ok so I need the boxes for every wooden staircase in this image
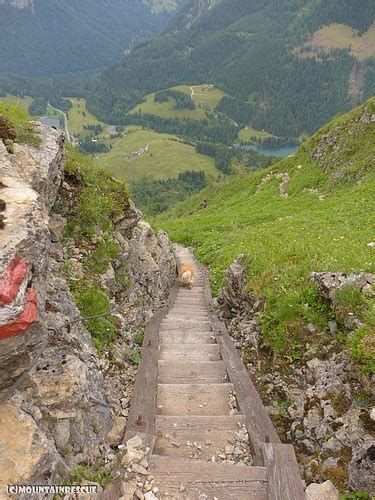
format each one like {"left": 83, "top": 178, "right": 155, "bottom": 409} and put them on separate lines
{"left": 124, "top": 246, "right": 305, "bottom": 499}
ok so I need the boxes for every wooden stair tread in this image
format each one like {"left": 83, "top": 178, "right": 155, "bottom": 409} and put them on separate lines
{"left": 149, "top": 455, "right": 267, "bottom": 482}
{"left": 159, "top": 330, "right": 216, "bottom": 344}
{"left": 157, "top": 383, "right": 237, "bottom": 416}
{"left": 159, "top": 343, "right": 221, "bottom": 361}
{"left": 155, "top": 415, "right": 246, "bottom": 430}
{"left": 154, "top": 426, "right": 249, "bottom": 460}
{"left": 158, "top": 361, "right": 228, "bottom": 383}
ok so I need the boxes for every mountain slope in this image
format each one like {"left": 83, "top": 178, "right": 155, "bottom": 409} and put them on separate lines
{"left": 155, "top": 97, "right": 375, "bottom": 369}
{"left": 87, "top": 0, "right": 375, "bottom": 137}
{"left": 0, "top": 0, "right": 186, "bottom": 76}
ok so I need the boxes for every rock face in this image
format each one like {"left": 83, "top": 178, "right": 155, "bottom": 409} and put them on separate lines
{"left": 216, "top": 255, "right": 260, "bottom": 350}
{"left": 305, "top": 480, "right": 339, "bottom": 500}
{"left": 0, "top": 125, "right": 176, "bottom": 492}
{"left": 217, "top": 257, "right": 375, "bottom": 495}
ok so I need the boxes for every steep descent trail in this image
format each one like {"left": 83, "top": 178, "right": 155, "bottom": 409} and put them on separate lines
{"left": 125, "top": 245, "right": 304, "bottom": 499}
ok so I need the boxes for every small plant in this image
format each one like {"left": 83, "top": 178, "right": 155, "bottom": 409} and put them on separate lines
{"left": 133, "top": 331, "right": 144, "bottom": 346}
{"left": 85, "top": 239, "right": 120, "bottom": 274}
{"left": 0, "top": 101, "right": 41, "bottom": 147}
{"left": 68, "top": 464, "right": 112, "bottom": 487}
{"left": 340, "top": 491, "right": 370, "bottom": 499}
{"left": 115, "top": 269, "right": 132, "bottom": 288}
{"left": 349, "top": 325, "right": 375, "bottom": 374}
{"left": 332, "top": 285, "right": 367, "bottom": 320}
{"left": 73, "top": 282, "right": 118, "bottom": 355}
{"left": 124, "top": 347, "right": 141, "bottom": 365}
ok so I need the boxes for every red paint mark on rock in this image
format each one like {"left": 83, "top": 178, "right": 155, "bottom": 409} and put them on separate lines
{"left": 0, "top": 257, "right": 29, "bottom": 305}
{"left": 0, "top": 287, "right": 37, "bottom": 340}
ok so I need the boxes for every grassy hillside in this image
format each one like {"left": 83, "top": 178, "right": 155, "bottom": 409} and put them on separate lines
{"left": 303, "top": 22, "right": 375, "bottom": 62}
{"left": 0, "top": 0, "right": 186, "bottom": 76}
{"left": 88, "top": 0, "right": 375, "bottom": 137}
{"left": 155, "top": 98, "right": 375, "bottom": 371}
{"left": 129, "top": 91, "right": 207, "bottom": 120}
{"left": 98, "top": 126, "right": 217, "bottom": 182}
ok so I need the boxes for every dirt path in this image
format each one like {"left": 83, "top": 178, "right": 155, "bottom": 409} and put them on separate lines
{"left": 122, "top": 246, "right": 304, "bottom": 498}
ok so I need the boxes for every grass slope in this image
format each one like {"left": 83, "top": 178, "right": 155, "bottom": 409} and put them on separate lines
{"left": 238, "top": 125, "right": 276, "bottom": 142}
{"left": 306, "top": 22, "right": 375, "bottom": 61}
{"left": 173, "top": 84, "right": 226, "bottom": 110}
{"left": 129, "top": 91, "right": 207, "bottom": 120}
{"left": 67, "top": 98, "right": 109, "bottom": 138}
{"left": 155, "top": 98, "right": 375, "bottom": 370}
{"left": 98, "top": 127, "right": 217, "bottom": 182}
{"left": 3, "top": 94, "right": 33, "bottom": 112}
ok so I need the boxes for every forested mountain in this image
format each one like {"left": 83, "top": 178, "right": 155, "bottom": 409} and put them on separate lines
{"left": 0, "top": 0, "right": 186, "bottom": 76}
{"left": 86, "top": 0, "right": 375, "bottom": 137}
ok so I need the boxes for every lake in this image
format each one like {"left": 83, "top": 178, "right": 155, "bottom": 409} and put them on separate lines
{"left": 240, "top": 143, "right": 299, "bottom": 157}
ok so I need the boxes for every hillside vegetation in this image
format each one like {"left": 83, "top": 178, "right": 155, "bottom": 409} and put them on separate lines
{"left": 87, "top": 0, "right": 375, "bottom": 138}
{"left": 0, "top": 0, "right": 186, "bottom": 76}
{"left": 98, "top": 127, "right": 217, "bottom": 182}
{"left": 155, "top": 98, "right": 375, "bottom": 372}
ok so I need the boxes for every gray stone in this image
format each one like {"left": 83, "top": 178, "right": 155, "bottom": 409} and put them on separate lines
{"left": 305, "top": 480, "right": 339, "bottom": 499}
{"left": 348, "top": 440, "right": 375, "bottom": 495}
{"left": 106, "top": 416, "right": 127, "bottom": 447}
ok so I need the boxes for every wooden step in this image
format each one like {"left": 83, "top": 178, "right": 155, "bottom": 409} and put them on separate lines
{"left": 159, "top": 330, "right": 216, "bottom": 344}
{"left": 148, "top": 456, "right": 267, "bottom": 499}
{"left": 159, "top": 344, "right": 221, "bottom": 361}
{"left": 161, "top": 320, "right": 212, "bottom": 331}
{"left": 157, "top": 383, "right": 236, "bottom": 415}
{"left": 154, "top": 417, "right": 250, "bottom": 460}
{"left": 155, "top": 415, "right": 246, "bottom": 430}
{"left": 171, "top": 305, "right": 208, "bottom": 310}
{"left": 158, "top": 361, "right": 228, "bottom": 384}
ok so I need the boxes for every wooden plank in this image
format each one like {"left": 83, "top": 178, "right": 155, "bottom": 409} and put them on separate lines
{"left": 262, "top": 443, "right": 305, "bottom": 500}
{"left": 159, "top": 330, "right": 215, "bottom": 344}
{"left": 159, "top": 343, "right": 221, "bottom": 361}
{"left": 158, "top": 360, "right": 227, "bottom": 384}
{"left": 157, "top": 383, "right": 236, "bottom": 416}
{"left": 198, "top": 264, "right": 281, "bottom": 466}
{"left": 124, "top": 283, "right": 179, "bottom": 443}
{"left": 155, "top": 415, "right": 246, "bottom": 431}
{"left": 154, "top": 482, "right": 267, "bottom": 499}
{"left": 149, "top": 455, "right": 267, "bottom": 482}
{"left": 154, "top": 427, "right": 248, "bottom": 459}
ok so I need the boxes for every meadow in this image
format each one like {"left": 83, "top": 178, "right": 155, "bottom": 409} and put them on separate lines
{"left": 155, "top": 98, "right": 375, "bottom": 369}
{"left": 98, "top": 126, "right": 217, "bottom": 182}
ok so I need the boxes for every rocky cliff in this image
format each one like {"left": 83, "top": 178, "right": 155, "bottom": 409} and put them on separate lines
{"left": 0, "top": 125, "right": 176, "bottom": 492}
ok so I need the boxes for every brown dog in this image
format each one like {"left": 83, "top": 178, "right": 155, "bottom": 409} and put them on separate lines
{"left": 178, "top": 264, "right": 195, "bottom": 289}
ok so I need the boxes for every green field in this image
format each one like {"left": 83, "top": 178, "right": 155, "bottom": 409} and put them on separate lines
{"left": 98, "top": 127, "right": 218, "bottom": 182}
{"left": 67, "top": 97, "right": 110, "bottom": 137}
{"left": 306, "top": 22, "right": 375, "bottom": 61}
{"left": 155, "top": 98, "right": 375, "bottom": 370}
{"left": 238, "top": 125, "right": 276, "bottom": 142}
{"left": 3, "top": 94, "right": 33, "bottom": 112}
{"left": 129, "top": 91, "right": 207, "bottom": 120}
{"left": 173, "top": 84, "right": 226, "bottom": 110}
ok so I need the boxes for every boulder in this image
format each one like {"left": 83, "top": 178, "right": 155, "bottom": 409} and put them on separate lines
{"left": 106, "top": 416, "right": 127, "bottom": 447}
{"left": 305, "top": 480, "right": 339, "bottom": 499}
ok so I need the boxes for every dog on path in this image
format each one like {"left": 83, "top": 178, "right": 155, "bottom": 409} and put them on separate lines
{"left": 178, "top": 263, "right": 195, "bottom": 289}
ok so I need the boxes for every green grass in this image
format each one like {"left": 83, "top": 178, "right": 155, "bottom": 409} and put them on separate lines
{"left": 173, "top": 84, "right": 226, "bottom": 110}
{"left": 0, "top": 99, "right": 41, "bottom": 147}
{"left": 98, "top": 127, "right": 218, "bottom": 182}
{"left": 129, "top": 91, "right": 207, "bottom": 120}
{"left": 67, "top": 97, "right": 110, "bottom": 137}
{"left": 238, "top": 125, "right": 277, "bottom": 142}
{"left": 3, "top": 94, "right": 33, "bottom": 112}
{"left": 63, "top": 145, "right": 130, "bottom": 238}
{"left": 155, "top": 97, "right": 375, "bottom": 369}
{"left": 73, "top": 281, "right": 118, "bottom": 355}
